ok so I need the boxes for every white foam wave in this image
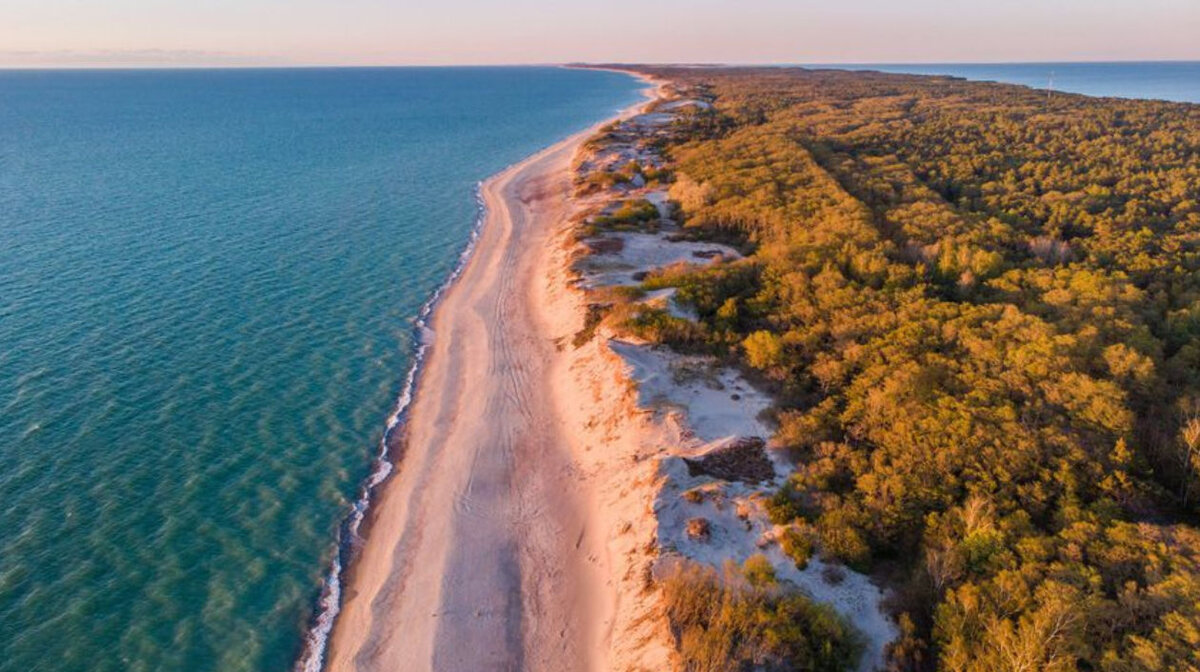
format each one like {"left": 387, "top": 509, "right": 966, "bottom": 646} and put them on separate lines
{"left": 292, "top": 181, "right": 489, "bottom": 672}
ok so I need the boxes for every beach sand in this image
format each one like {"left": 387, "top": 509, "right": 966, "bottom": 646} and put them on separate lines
{"left": 324, "top": 81, "right": 661, "bottom": 672}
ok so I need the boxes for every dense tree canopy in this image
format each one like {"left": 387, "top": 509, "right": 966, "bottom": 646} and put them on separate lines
{"left": 630, "top": 66, "right": 1200, "bottom": 671}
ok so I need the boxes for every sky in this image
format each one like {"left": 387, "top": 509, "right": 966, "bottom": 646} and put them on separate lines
{"left": 1, "top": 0, "right": 1198, "bottom": 67}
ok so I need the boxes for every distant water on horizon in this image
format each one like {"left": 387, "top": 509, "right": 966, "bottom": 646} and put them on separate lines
{"left": 820, "top": 61, "right": 1200, "bottom": 103}
{"left": 0, "top": 66, "right": 642, "bottom": 672}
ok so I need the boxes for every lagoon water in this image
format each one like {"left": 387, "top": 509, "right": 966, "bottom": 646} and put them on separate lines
{"left": 828, "top": 61, "right": 1200, "bottom": 103}
{"left": 0, "top": 66, "right": 642, "bottom": 672}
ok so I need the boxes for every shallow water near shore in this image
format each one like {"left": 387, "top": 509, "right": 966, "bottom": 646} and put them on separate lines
{"left": 0, "top": 66, "right": 642, "bottom": 672}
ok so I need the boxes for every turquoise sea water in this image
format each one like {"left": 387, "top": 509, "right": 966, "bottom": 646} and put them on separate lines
{"left": 823, "top": 61, "right": 1200, "bottom": 103}
{"left": 0, "top": 66, "right": 642, "bottom": 672}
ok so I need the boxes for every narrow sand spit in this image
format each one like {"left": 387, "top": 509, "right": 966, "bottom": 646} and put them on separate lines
{"left": 324, "top": 80, "right": 661, "bottom": 672}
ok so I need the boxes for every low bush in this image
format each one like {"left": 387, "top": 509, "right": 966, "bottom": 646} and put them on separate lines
{"left": 573, "top": 303, "right": 609, "bottom": 348}
{"left": 661, "top": 558, "right": 862, "bottom": 672}
{"left": 779, "top": 525, "right": 814, "bottom": 570}
{"left": 618, "top": 306, "right": 709, "bottom": 350}
{"left": 594, "top": 199, "right": 659, "bottom": 227}
{"left": 765, "top": 480, "right": 802, "bottom": 525}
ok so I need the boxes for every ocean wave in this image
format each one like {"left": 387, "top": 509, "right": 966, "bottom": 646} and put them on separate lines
{"left": 292, "top": 181, "right": 489, "bottom": 672}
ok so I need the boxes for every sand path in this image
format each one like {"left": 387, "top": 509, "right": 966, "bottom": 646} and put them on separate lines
{"left": 324, "top": 111, "right": 638, "bottom": 672}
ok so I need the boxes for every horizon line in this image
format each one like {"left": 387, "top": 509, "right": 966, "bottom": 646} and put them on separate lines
{"left": 1, "top": 58, "right": 1199, "bottom": 71}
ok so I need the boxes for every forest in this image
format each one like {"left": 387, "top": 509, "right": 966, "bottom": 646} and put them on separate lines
{"left": 625, "top": 66, "right": 1200, "bottom": 671}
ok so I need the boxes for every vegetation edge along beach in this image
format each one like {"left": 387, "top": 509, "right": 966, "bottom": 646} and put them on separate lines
{"left": 314, "top": 62, "right": 1200, "bottom": 672}
{"left": 556, "top": 64, "right": 1200, "bottom": 672}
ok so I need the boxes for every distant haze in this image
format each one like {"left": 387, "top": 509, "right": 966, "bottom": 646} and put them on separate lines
{"left": 1, "top": 0, "right": 1198, "bottom": 67}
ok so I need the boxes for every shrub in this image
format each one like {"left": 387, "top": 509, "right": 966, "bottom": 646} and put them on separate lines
{"left": 780, "top": 525, "right": 814, "bottom": 570}
{"left": 619, "top": 307, "right": 708, "bottom": 349}
{"left": 573, "top": 303, "right": 609, "bottom": 348}
{"left": 661, "top": 559, "right": 862, "bottom": 672}
{"left": 743, "top": 553, "right": 776, "bottom": 587}
{"left": 594, "top": 199, "right": 659, "bottom": 227}
{"left": 765, "top": 480, "right": 803, "bottom": 525}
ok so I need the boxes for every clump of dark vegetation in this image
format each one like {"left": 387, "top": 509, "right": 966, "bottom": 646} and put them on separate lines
{"left": 619, "top": 65, "right": 1200, "bottom": 671}
{"left": 764, "top": 480, "right": 803, "bottom": 525}
{"left": 778, "top": 525, "right": 814, "bottom": 570}
{"left": 616, "top": 305, "right": 709, "bottom": 351}
{"left": 573, "top": 303, "right": 609, "bottom": 348}
{"left": 661, "top": 557, "right": 862, "bottom": 672}
{"left": 593, "top": 198, "right": 660, "bottom": 228}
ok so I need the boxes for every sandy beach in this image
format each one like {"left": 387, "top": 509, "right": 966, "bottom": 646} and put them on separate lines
{"left": 324, "top": 81, "right": 659, "bottom": 672}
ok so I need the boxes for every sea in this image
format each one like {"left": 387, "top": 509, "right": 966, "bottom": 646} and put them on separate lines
{"left": 0, "top": 66, "right": 643, "bottom": 672}
{"left": 823, "top": 61, "right": 1200, "bottom": 104}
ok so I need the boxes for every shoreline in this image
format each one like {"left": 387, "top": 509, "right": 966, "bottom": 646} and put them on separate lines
{"left": 293, "top": 183, "right": 489, "bottom": 672}
{"left": 318, "top": 71, "right": 660, "bottom": 672}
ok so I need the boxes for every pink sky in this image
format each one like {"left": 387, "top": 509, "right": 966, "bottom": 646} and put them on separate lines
{"left": 2, "top": 0, "right": 1198, "bottom": 67}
